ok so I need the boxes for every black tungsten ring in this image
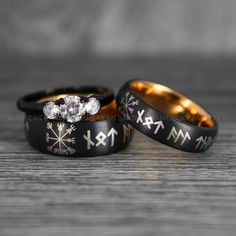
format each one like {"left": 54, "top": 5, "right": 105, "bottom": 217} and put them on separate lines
{"left": 117, "top": 79, "right": 218, "bottom": 153}
{"left": 24, "top": 112, "right": 133, "bottom": 157}
{"left": 17, "top": 86, "right": 114, "bottom": 118}
{"left": 17, "top": 87, "right": 133, "bottom": 157}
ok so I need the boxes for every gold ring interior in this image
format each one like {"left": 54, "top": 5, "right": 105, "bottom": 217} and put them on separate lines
{"left": 131, "top": 81, "right": 215, "bottom": 128}
{"left": 37, "top": 93, "right": 97, "bottom": 103}
{"left": 37, "top": 93, "right": 117, "bottom": 121}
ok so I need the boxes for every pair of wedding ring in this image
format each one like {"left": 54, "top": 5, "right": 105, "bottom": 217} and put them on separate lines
{"left": 17, "top": 80, "right": 218, "bottom": 157}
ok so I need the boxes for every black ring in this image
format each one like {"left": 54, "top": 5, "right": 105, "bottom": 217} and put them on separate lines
{"left": 17, "top": 86, "right": 133, "bottom": 157}
{"left": 117, "top": 79, "right": 218, "bottom": 153}
{"left": 17, "top": 86, "right": 114, "bottom": 115}
{"left": 24, "top": 113, "right": 133, "bottom": 157}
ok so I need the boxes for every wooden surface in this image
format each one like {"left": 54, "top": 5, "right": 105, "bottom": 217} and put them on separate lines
{"left": 0, "top": 55, "right": 236, "bottom": 236}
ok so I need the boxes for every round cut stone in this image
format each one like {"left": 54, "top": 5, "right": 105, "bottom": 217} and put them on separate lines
{"left": 85, "top": 97, "right": 100, "bottom": 115}
{"left": 60, "top": 96, "right": 86, "bottom": 123}
{"left": 43, "top": 102, "right": 60, "bottom": 119}
{"left": 64, "top": 96, "right": 80, "bottom": 106}
{"left": 59, "top": 104, "right": 68, "bottom": 119}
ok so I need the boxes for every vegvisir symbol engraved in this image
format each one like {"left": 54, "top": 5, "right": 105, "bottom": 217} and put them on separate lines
{"left": 167, "top": 126, "right": 191, "bottom": 145}
{"left": 119, "top": 91, "right": 139, "bottom": 119}
{"left": 195, "top": 136, "right": 214, "bottom": 150}
{"left": 46, "top": 122, "right": 76, "bottom": 155}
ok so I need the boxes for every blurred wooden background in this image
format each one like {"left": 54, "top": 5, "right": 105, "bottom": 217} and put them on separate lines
{"left": 1, "top": 0, "right": 236, "bottom": 55}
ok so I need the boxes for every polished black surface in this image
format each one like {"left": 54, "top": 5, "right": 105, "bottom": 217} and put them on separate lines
{"left": 117, "top": 80, "right": 218, "bottom": 153}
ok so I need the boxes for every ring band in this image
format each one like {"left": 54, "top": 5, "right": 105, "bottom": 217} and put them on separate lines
{"left": 17, "top": 87, "right": 133, "bottom": 157}
{"left": 17, "top": 86, "right": 114, "bottom": 113}
{"left": 117, "top": 79, "right": 218, "bottom": 153}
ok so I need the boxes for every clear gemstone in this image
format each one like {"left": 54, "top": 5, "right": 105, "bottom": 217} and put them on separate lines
{"left": 59, "top": 104, "right": 67, "bottom": 119}
{"left": 64, "top": 96, "right": 80, "bottom": 105}
{"left": 61, "top": 96, "right": 86, "bottom": 123}
{"left": 43, "top": 102, "right": 60, "bottom": 119}
{"left": 66, "top": 114, "right": 82, "bottom": 123}
{"left": 85, "top": 97, "right": 100, "bottom": 115}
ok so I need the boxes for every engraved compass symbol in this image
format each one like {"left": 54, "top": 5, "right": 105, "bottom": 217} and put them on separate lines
{"left": 119, "top": 91, "right": 139, "bottom": 120}
{"left": 46, "top": 122, "right": 76, "bottom": 156}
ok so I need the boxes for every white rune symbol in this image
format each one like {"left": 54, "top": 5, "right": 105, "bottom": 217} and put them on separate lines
{"left": 123, "top": 123, "right": 133, "bottom": 143}
{"left": 46, "top": 122, "right": 76, "bottom": 156}
{"left": 119, "top": 91, "right": 139, "bottom": 120}
{"left": 136, "top": 109, "right": 165, "bottom": 134}
{"left": 195, "top": 136, "right": 214, "bottom": 150}
{"left": 83, "top": 128, "right": 119, "bottom": 150}
{"left": 167, "top": 126, "right": 191, "bottom": 145}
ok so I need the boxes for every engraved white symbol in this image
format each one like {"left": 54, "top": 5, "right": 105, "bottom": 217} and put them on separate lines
{"left": 107, "top": 128, "right": 118, "bottom": 146}
{"left": 83, "top": 128, "right": 119, "bottom": 150}
{"left": 96, "top": 132, "right": 107, "bottom": 147}
{"left": 167, "top": 126, "right": 191, "bottom": 145}
{"left": 123, "top": 123, "right": 133, "bottom": 143}
{"left": 136, "top": 109, "right": 165, "bottom": 134}
{"left": 83, "top": 130, "right": 95, "bottom": 150}
{"left": 119, "top": 91, "right": 139, "bottom": 120}
{"left": 195, "top": 136, "right": 213, "bottom": 150}
{"left": 46, "top": 122, "right": 76, "bottom": 155}
{"left": 153, "top": 121, "right": 165, "bottom": 134}
{"left": 137, "top": 110, "right": 145, "bottom": 123}
{"left": 143, "top": 117, "right": 154, "bottom": 129}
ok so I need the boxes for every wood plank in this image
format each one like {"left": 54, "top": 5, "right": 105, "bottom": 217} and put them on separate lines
{"left": 0, "top": 56, "right": 235, "bottom": 236}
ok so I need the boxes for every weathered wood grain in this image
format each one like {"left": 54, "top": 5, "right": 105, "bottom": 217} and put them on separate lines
{"left": 0, "top": 56, "right": 235, "bottom": 236}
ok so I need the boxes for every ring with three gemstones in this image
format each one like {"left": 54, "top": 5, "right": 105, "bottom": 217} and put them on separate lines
{"left": 17, "top": 86, "right": 133, "bottom": 157}
{"left": 17, "top": 81, "right": 218, "bottom": 156}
